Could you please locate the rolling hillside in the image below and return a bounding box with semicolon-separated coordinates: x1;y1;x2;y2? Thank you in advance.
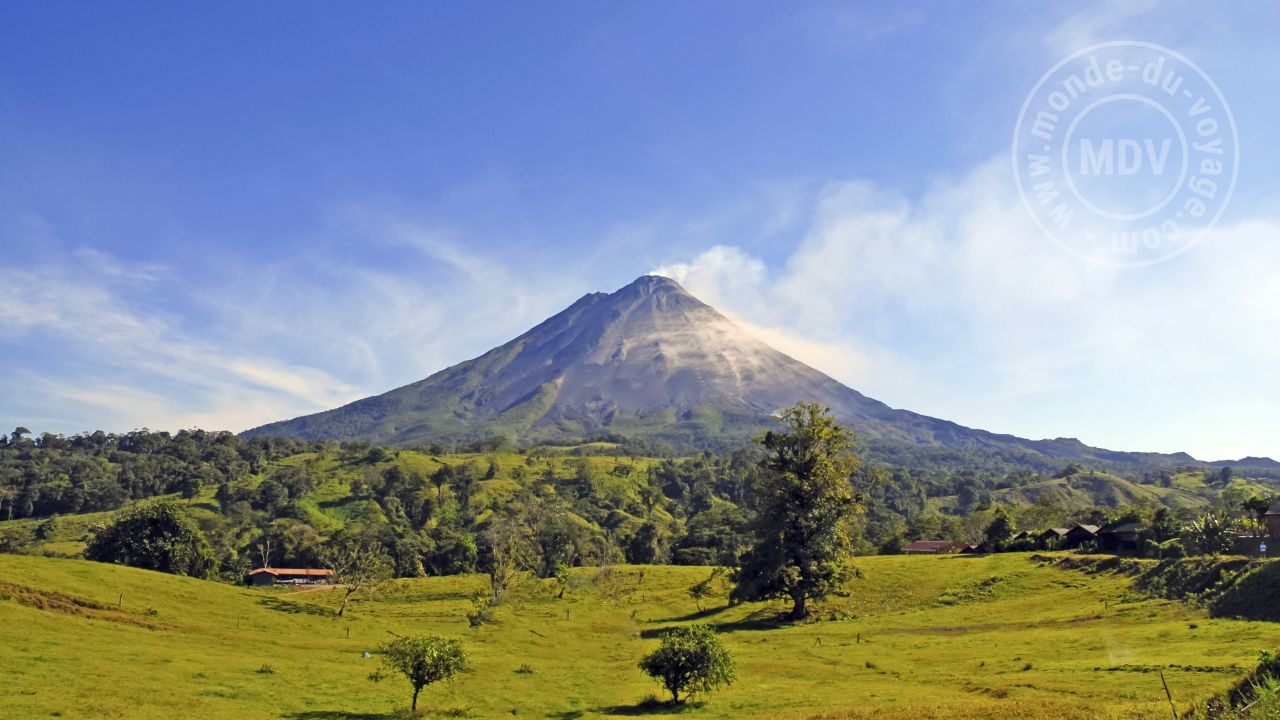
1;553;1275;719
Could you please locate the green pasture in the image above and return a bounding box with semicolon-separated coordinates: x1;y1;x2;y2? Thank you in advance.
1;552;1275;719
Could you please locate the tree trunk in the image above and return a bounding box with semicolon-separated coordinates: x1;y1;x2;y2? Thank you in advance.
412;685;420;711
789;590;807;620
337;588;353;617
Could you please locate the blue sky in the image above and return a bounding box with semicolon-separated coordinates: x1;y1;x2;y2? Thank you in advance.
2;1;1278;460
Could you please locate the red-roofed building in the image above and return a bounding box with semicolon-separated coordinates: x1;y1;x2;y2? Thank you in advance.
247;568;334;587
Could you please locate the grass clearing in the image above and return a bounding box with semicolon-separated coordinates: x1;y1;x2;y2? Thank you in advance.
1;552;1275;718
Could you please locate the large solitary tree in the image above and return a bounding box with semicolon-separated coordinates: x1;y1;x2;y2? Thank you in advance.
731;402;860;620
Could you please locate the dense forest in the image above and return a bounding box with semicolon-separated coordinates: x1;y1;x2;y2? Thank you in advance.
0;426;1274;583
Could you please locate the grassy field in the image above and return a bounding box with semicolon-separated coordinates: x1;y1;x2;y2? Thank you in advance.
1;552;1276;719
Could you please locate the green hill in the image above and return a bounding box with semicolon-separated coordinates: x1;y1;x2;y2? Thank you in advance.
926;468;1275;518
2;447;662;560
993;470;1207;511
1;552;1275;719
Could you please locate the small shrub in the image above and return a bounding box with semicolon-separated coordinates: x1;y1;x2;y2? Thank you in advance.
514;664;534;675
256;664;275;675
379;635;466;712
865;661;878;670
638;624;735;704
1022;663;1033;672
553;562;570;599
466;594;494;628
688;567;726;612
1160;538;1188;559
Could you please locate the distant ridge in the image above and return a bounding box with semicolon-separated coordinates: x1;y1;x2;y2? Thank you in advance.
244;275;1272;473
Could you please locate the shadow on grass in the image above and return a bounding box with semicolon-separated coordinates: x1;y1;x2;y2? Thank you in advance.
647;606;728;623
188;501;222;515
639;611;787;639
595;699;704;716
258;596;334;617
281;707;396;712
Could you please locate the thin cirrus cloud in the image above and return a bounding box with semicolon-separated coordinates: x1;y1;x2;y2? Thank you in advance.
0;251;358;433
0;221;580;437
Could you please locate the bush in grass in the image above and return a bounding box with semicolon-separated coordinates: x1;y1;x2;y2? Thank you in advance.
638;624;735;704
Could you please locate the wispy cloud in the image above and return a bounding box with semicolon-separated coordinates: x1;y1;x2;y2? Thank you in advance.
654;158;1280;461
1045;0;1163;55
0;214;578;436
0;251;361;432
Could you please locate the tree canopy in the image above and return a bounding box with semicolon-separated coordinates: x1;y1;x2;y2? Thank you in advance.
379;635;466;711
326;533;394;617
638;624;735;704
731;402;861;619
85;500;216;577
982;507;1016;552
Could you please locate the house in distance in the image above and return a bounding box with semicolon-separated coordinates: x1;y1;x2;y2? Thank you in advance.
1038;527;1070;548
1097;522;1147;552
246;568;334;587
1268;500;1280;540
1063;524;1101;549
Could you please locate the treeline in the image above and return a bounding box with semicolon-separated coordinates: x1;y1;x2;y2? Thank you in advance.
1;426;1275;583
204;447;769;581
0;427;317;521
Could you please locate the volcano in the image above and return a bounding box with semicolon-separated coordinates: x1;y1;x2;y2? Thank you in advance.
243;275;1210;470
